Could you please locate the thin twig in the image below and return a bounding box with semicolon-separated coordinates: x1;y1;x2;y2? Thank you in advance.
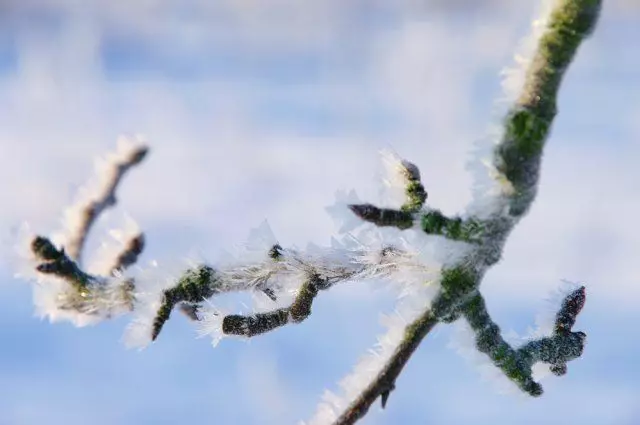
334;310;439;424
65;144;148;264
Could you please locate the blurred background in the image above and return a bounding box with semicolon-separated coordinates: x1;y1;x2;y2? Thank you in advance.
0;1;638;424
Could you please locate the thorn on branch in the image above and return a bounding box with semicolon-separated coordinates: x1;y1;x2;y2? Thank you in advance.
379;382;396;409
462;287;588;397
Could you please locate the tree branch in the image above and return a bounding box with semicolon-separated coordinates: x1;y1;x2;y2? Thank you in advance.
334;309;439;424
420;210;484;243
347;204;414;230
222;273;324;337
154;244;426;341
29;141;148;318
65;143;148;264
326;1;601;422
494;0;602;217
462;287;586;394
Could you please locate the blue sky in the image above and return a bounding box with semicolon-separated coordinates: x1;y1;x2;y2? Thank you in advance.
0;1;639;424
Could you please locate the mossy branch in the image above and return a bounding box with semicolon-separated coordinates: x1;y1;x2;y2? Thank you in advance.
494;0;602;217
151;265;218;341
31;236;97;290
334;1;601;422
462;287;586;395
222;273;324;337
348;204;414;230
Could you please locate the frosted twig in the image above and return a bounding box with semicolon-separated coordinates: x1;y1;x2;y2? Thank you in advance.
223;273;325;337
64;141;148;264
27;139;149;320
159;244;431;341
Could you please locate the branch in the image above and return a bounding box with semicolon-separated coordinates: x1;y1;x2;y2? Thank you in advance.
222;273;325;337
334;310;439;424
420;210;484;244
152;265;218;341
325;1;601;422
461;288;586;395
493;0;602;217
30;235;136;315
154;244;427;341
65;143;148;263
28;140;148;318
348;204;414;230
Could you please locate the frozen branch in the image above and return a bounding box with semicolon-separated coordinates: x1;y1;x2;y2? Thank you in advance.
420;210;484;244
461;287;587;396
64;142;148;264
156;244;430;341
333;310;439;424
347;204;414;230
31;236;98;290
322;1;601;422
222;273;325;337
151;265;218;341
26;139;148;319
